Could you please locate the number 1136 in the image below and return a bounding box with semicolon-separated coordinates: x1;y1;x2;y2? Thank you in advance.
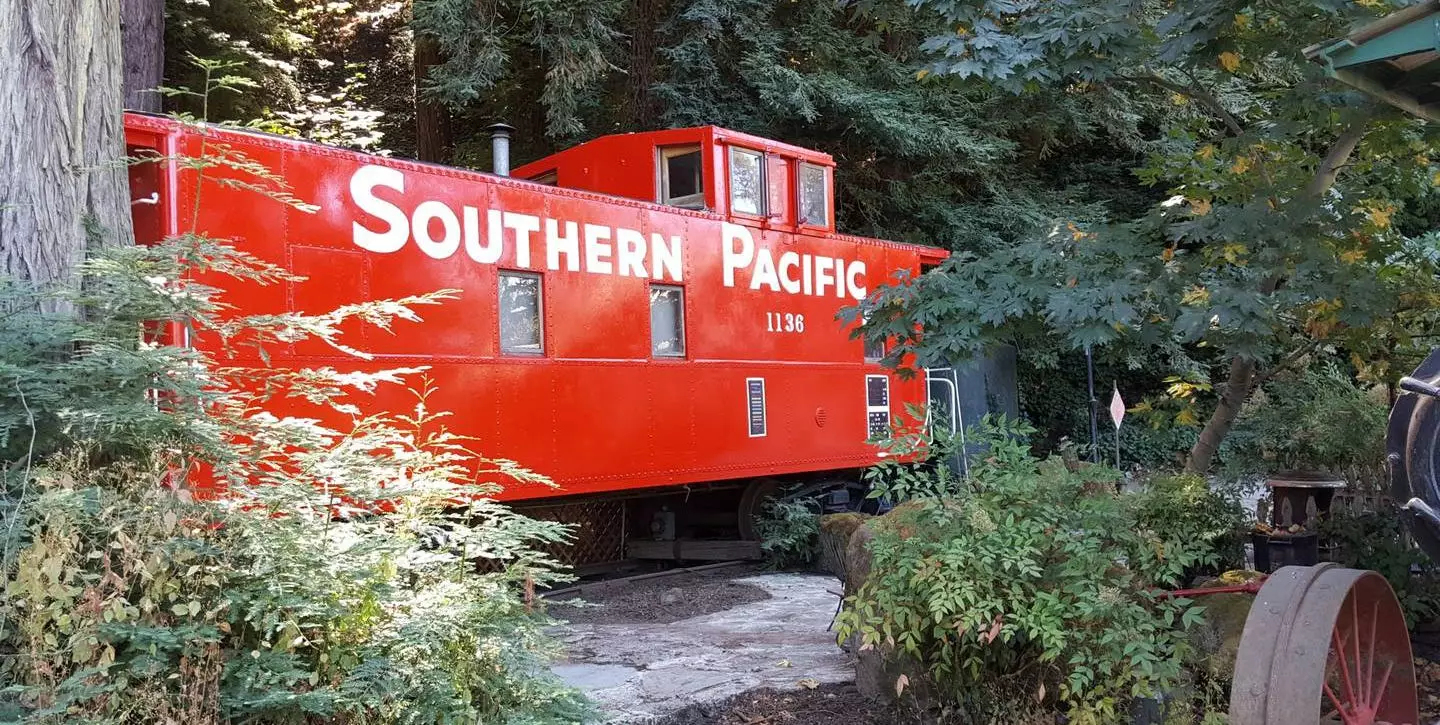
765;312;805;333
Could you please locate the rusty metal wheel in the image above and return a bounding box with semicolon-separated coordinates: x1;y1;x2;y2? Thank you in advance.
1230;564;1418;725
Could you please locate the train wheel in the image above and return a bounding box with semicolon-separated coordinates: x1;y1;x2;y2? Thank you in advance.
1229;564;1418;725
736;477;781;541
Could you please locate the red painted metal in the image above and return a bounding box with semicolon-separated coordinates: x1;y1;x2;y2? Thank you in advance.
1161;578;1268;599
121;113;948;503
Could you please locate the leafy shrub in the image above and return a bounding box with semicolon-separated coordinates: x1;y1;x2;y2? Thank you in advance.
1224;364;1389;473
0;129;592;723
1131;472;1248;580
1319;507;1440;628
754;498;821;570
836;417;1209;724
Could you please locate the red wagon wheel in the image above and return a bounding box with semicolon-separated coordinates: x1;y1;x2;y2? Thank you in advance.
1229;564;1418;725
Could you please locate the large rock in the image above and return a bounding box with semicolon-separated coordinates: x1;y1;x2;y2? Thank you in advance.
817;513;868;579
1185;570;1262;681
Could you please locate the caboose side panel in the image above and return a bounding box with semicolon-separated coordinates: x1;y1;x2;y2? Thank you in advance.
128;114;938;502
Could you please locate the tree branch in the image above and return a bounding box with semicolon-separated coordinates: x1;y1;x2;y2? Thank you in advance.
1305;119;1370;199
1129;73;1245;137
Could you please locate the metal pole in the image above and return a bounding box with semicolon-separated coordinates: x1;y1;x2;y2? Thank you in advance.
1085;344;1098;463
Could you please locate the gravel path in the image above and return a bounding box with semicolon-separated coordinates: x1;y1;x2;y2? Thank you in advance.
549;571;853;723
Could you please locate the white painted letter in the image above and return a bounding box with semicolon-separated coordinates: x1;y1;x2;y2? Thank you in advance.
750;249;780;292
721;222;754;287
504;212;539;268
778;251;801;294
801;253;813;295
464;208;501;264
651;234;683;282
616;228;648;277
834;257;847;298
350;165;408;253
846;260;867;300
584;224;614;275
814;256;834;296
546;219;580;271
411;200;460;259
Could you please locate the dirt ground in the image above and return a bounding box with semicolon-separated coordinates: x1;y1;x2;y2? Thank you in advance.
1416;630;1440;722
649;683;914;725
551;564;774;625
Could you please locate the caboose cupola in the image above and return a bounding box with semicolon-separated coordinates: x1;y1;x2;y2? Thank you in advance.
511;127;836;232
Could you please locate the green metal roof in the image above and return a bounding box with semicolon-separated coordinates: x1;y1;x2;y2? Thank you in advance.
1304;0;1440;122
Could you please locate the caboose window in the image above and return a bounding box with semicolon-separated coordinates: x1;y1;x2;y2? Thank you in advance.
659;146;704;209
864;334;886;362
499;271;543;355
729;147;764;215
799;163;827;226
649;284;685;357
863;310;885;361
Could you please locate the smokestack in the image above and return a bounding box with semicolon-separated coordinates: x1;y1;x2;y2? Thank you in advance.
487;122;515;176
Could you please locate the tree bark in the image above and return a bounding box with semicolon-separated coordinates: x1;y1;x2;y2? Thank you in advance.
625;0;667;129
121;0;164;113
1184;118;1371;473
1185;357;1256;473
413;31;452;164
0;0;134;314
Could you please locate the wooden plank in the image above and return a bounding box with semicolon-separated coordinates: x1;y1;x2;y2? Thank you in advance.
627;539;762;561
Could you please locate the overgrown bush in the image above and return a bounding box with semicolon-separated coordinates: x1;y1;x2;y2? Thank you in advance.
835;417;1210;724
753;498;821;570
1223;364;1389;474
0;121;592;723
1320;507;1440;628
1131;472;1249;580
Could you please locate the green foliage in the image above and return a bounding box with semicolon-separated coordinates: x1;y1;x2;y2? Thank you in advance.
415;0;626;140
166;0;415;153
1224;364;1389;473
854;0;1440;470
835;417;1210;724
0;119;593;723
1131;472;1248;578
753;498;821;570
1319;507;1440;628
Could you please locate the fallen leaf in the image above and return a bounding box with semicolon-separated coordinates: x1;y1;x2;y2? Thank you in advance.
1219;51;1241;72
1231;155;1251;174
1036;683;1047;703
798;678;820;690
776;659;792;668
982;615;1004;644
895;674;910;697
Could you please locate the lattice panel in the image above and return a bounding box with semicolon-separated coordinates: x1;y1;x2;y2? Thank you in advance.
516;499;626;567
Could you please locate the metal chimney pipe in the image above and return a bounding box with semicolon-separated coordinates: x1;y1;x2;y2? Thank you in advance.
487;122;516;176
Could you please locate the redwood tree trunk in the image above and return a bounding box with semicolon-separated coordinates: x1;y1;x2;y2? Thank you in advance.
413;32;452;164
625;0;667;129
121;0;164;113
0;0;134;313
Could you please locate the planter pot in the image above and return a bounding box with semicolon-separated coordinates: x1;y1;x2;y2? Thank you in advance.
1265;469;1346;528
1251;531;1319;572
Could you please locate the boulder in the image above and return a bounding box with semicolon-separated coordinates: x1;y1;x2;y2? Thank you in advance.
817;512;869;579
1185;570;1262;681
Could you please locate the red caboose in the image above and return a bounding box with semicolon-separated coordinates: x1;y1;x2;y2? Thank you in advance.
122;113;950;563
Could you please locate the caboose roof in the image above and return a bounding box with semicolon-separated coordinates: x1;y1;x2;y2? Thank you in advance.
513;125;836;178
